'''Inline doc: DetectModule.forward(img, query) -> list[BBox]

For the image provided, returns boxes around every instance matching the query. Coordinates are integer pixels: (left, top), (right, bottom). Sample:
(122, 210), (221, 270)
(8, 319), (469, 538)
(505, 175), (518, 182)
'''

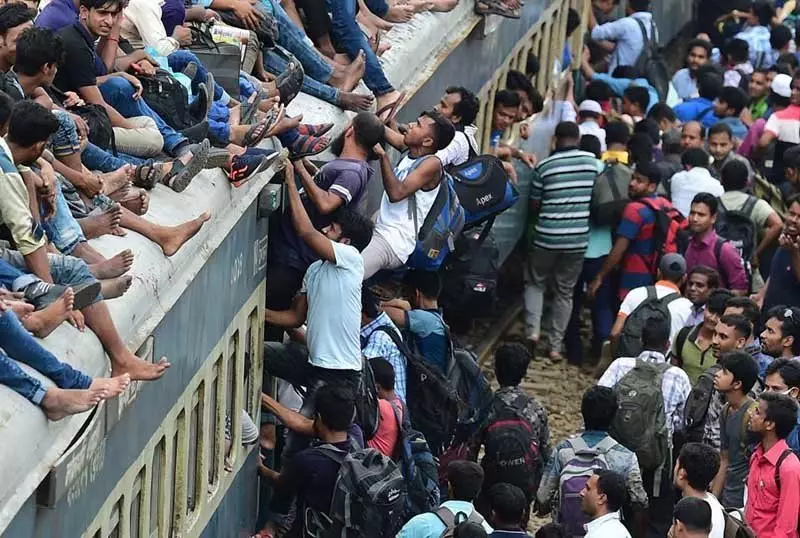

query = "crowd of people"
(2, 0), (800, 536)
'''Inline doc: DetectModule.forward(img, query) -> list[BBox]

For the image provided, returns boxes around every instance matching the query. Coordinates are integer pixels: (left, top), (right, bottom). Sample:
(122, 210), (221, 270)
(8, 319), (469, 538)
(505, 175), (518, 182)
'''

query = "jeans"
(207, 101), (231, 144)
(264, 262), (305, 342)
(0, 257), (34, 291)
(0, 249), (101, 303)
(564, 256), (617, 365)
(523, 248), (585, 353)
(264, 48), (339, 105)
(99, 77), (186, 154)
(271, 0), (333, 84)
(0, 310), (91, 405)
(81, 142), (144, 173)
(42, 178), (86, 255)
(49, 110), (82, 158)
(326, 0), (393, 95)
(166, 49), (232, 105)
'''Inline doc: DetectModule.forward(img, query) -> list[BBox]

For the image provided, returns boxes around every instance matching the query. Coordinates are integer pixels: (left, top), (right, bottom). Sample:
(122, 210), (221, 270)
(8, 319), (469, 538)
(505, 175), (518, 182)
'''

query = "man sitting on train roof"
(0, 290), (131, 420)
(0, 99), (170, 382)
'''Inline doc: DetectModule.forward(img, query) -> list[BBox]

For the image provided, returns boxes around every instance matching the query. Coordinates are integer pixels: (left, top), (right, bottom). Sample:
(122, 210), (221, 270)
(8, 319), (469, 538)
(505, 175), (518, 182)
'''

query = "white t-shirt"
(374, 155), (441, 262)
(669, 167), (725, 217)
(301, 241), (363, 371)
(619, 282), (693, 346)
(704, 492), (726, 538)
(579, 120), (607, 151)
(435, 125), (477, 167)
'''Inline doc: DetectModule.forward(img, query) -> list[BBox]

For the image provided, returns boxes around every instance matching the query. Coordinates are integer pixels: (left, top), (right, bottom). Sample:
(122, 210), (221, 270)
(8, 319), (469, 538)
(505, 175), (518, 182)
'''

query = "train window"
(149, 438), (165, 536)
(187, 384), (204, 514)
(108, 497), (122, 538)
(169, 410), (185, 537)
(130, 470), (144, 538)
(208, 357), (222, 487)
(225, 331), (240, 456)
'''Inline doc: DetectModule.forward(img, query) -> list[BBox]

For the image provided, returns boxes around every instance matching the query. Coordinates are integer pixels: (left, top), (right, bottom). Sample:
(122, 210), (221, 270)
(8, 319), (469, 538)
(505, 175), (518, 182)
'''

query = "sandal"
(368, 29), (382, 54)
(296, 123), (334, 137)
(474, 0), (520, 19)
(132, 160), (159, 190)
(241, 89), (264, 126)
(273, 48), (304, 106)
(161, 139), (210, 193)
(288, 134), (331, 160)
(243, 119), (273, 148)
(376, 90), (407, 125)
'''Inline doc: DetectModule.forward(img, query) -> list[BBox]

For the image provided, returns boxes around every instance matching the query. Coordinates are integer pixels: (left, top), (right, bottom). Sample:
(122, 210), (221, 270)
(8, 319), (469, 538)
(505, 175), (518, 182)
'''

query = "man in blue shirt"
(674, 69), (722, 127)
(713, 86), (750, 140)
(579, 50), (659, 112)
(671, 39), (713, 102)
(763, 359), (800, 452)
(589, 0), (656, 72)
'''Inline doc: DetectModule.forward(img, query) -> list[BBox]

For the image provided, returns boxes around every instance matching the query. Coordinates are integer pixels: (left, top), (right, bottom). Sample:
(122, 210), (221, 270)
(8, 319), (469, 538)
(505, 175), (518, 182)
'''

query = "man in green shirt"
(673, 289), (733, 383)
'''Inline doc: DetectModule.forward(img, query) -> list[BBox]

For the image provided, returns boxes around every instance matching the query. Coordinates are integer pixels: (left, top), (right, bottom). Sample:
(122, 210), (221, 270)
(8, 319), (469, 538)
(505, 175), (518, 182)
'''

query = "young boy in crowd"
(713, 86), (750, 140)
(486, 483), (534, 538)
(746, 69), (771, 121)
(621, 85), (649, 124)
(708, 124), (754, 181)
(673, 443), (725, 538)
(366, 357), (404, 458)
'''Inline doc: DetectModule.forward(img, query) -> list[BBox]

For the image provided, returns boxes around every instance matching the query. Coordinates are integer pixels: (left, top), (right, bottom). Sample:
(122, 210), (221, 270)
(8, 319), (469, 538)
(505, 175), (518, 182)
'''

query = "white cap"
(772, 74), (792, 98)
(578, 99), (603, 115)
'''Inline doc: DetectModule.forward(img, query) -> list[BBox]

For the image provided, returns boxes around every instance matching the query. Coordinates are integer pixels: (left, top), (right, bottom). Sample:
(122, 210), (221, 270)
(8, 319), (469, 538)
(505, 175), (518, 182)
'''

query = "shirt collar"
(637, 350), (668, 363)
(585, 511), (623, 532)
(655, 280), (681, 292)
(693, 229), (718, 247)
(360, 312), (393, 338)
(551, 145), (580, 155)
(755, 439), (791, 465)
(73, 20), (97, 48)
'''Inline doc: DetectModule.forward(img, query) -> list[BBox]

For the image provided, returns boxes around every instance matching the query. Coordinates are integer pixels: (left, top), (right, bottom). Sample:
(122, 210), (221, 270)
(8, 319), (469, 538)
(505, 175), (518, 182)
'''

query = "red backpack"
(639, 197), (687, 276)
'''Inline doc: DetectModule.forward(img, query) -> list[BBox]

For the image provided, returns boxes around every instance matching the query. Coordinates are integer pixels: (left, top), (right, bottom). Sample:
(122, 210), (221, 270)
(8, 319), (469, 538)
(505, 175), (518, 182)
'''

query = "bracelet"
(106, 37), (119, 42)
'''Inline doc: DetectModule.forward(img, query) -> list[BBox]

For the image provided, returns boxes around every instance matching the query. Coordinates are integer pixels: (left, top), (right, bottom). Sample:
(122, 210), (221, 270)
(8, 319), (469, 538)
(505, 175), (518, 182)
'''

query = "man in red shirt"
(745, 391), (800, 538)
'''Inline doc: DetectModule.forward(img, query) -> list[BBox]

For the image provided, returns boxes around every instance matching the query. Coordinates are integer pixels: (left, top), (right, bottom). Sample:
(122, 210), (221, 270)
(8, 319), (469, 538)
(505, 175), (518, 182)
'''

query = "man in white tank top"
(364, 111), (455, 280)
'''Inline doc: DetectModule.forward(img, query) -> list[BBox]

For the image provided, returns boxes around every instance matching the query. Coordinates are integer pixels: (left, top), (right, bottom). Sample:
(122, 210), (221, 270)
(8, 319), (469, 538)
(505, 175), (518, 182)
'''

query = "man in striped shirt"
(524, 121), (604, 361)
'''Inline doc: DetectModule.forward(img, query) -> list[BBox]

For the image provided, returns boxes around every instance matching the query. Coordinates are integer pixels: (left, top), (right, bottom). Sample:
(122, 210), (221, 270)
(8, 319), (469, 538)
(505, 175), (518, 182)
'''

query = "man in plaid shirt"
(360, 287), (407, 402)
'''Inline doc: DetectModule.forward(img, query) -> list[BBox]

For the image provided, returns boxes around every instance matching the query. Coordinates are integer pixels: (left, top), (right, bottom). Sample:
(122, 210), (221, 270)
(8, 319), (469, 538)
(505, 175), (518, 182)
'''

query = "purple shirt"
(35, 0), (78, 31)
(684, 229), (748, 291)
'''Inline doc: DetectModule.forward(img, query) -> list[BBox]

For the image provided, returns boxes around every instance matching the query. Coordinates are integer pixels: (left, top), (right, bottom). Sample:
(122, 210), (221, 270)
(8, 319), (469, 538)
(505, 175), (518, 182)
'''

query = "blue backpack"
(389, 400), (441, 518)
(406, 159), (465, 271)
(448, 155), (519, 229)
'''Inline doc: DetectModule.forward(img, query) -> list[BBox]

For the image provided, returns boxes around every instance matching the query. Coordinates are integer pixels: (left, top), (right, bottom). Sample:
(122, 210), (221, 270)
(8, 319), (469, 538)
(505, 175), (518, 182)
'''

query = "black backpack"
(73, 103), (116, 153)
(369, 326), (461, 456)
(633, 18), (670, 101)
(480, 393), (542, 497)
(590, 161), (633, 226)
(683, 364), (721, 444)
(616, 287), (681, 358)
(715, 196), (758, 290)
(440, 229), (500, 324)
(138, 69), (193, 130)
(355, 357), (380, 441)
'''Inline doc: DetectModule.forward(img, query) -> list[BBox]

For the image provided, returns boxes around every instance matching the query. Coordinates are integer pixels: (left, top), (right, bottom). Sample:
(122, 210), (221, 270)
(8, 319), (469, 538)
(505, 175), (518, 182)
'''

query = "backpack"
(633, 18), (670, 101)
(608, 358), (671, 470)
(590, 161), (633, 226)
(446, 345), (494, 421)
(137, 69), (193, 130)
(715, 196), (758, 290)
(434, 506), (486, 538)
(389, 400), (441, 518)
(723, 508), (757, 538)
(638, 197), (687, 277)
(683, 364), (721, 444)
(440, 229), (500, 324)
(753, 172), (786, 220)
(556, 436), (618, 537)
(616, 287), (681, 359)
(480, 392), (542, 498)
(305, 446), (407, 538)
(355, 357), (380, 441)
(371, 326), (461, 456)
(407, 159), (466, 271)
(72, 103), (116, 154)
(448, 155), (519, 229)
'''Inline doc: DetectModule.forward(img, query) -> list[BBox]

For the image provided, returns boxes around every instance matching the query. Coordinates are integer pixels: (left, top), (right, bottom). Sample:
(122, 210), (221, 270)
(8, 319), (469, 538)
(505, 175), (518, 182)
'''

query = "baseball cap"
(578, 99), (603, 115)
(660, 253), (687, 280)
(771, 74), (792, 98)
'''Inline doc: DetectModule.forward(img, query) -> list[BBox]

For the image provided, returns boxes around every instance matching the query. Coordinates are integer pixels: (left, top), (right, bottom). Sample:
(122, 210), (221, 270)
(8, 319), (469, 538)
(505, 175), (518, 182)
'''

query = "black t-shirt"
(764, 246), (800, 312)
(277, 439), (353, 513)
(0, 71), (25, 102)
(53, 22), (106, 93)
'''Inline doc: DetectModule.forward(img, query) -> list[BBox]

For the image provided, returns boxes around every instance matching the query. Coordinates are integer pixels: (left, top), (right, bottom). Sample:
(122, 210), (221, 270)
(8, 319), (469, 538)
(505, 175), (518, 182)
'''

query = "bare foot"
(376, 89), (403, 113)
(99, 275), (133, 300)
(338, 92), (375, 112)
(5, 299), (34, 319)
(376, 41), (392, 56)
(118, 189), (150, 216)
(90, 373), (131, 398)
(22, 289), (75, 338)
(111, 353), (170, 381)
(330, 51), (365, 92)
(79, 205), (123, 239)
(40, 386), (108, 421)
(102, 164), (134, 195)
(90, 249), (134, 280)
(158, 211), (211, 257)
(385, 3), (415, 22)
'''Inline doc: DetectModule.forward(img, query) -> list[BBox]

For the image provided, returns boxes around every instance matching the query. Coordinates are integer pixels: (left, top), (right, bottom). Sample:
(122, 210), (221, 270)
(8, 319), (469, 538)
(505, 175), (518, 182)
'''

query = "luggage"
(616, 286), (681, 359)
(447, 346), (494, 420)
(138, 69), (192, 130)
(356, 357), (380, 441)
(590, 162), (633, 226)
(683, 364), (721, 443)
(407, 172), (466, 271)
(434, 506), (487, 538)
(73, 103), (116, 153)
(639, 197), (687, 276)
(448, 155), (519, 228)
(440, 229), (500, 322)
(633, 19), (670, 101)
(716, 196), (758, 290)
(186, 23), (242, 97)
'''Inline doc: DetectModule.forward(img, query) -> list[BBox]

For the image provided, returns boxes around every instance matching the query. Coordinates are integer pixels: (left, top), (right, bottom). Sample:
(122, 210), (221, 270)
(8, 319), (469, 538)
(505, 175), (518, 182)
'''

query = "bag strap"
(672, 325), (693, 367)
(742, 195), (758, 218)
(369, 325), (414, 360)
(434, 506), (457, 531)
(645, 286), (657, 302)
(775, 448), (797, 491)
(714, 237), (730, 285)
(695, 106), (714, 122)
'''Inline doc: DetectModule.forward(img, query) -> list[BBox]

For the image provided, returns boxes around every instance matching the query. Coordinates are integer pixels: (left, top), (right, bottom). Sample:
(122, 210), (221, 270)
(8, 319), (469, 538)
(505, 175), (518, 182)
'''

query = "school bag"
(683, 364), (722, 444)
(434, 506), (487, 538)
(608, 358), (671, 471)
(633, 19), (670, 101)
(448, 154), (519, 229)
(715, 196), (758, 290)
(556, 436), (618, 537)
(616, 286), (681, 359)
(480, 392), (542, 498)
(389, 400), (441, 518)
(355, 357), (380, 441)
(590, 161), (633, 226)
(304, 445), (407, 538)
(371, 326), (461, 456)
(440, 229), (500, 324)
(137, 69), (193, 130)
(447, 345), (494, 420)
(723, 508), (757, 538)
(638, 197), (687, 277)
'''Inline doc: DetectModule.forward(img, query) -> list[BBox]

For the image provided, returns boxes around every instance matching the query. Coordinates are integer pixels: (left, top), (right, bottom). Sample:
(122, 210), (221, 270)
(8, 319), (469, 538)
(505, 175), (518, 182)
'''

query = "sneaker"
(229, 151), (279, 187)
(24, 280), (102, 311)
(189, 82), (211, 122)
(179, 120), (209, 145)
(163, 139), (211, 192)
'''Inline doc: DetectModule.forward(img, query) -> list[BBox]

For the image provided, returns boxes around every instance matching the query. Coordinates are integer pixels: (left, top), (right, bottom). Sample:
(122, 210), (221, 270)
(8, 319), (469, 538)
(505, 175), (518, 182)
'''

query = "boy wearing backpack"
(536, 386), (649, 537)
(673, 443), (725, 538)
(684, 193), (749, 295)
(599, 316), (692, 538)
(469, 343), (551, 520)
(710, 350), (760, 509)
(744, 392), (800, 538)
(398, 461), (493, 537)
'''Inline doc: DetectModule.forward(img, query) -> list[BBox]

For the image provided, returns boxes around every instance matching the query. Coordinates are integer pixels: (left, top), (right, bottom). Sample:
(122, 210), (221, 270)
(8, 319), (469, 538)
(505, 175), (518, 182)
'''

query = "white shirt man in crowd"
(580, 469), (632, 538)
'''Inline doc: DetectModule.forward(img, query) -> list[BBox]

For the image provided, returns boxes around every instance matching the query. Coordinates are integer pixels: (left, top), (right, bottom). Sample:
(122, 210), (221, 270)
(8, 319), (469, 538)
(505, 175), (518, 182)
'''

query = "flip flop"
(132, 160), (159, 190)
(375, 90), (407, 125)
(273, 48), (304, 106)
(161, 139), (210, 193)
(474, 0), (520, 18)
(243, 119), (273, 148)
(241, 89), (263, 126)
(296, 123), (334, 137)
(288, 134), (331, 160)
